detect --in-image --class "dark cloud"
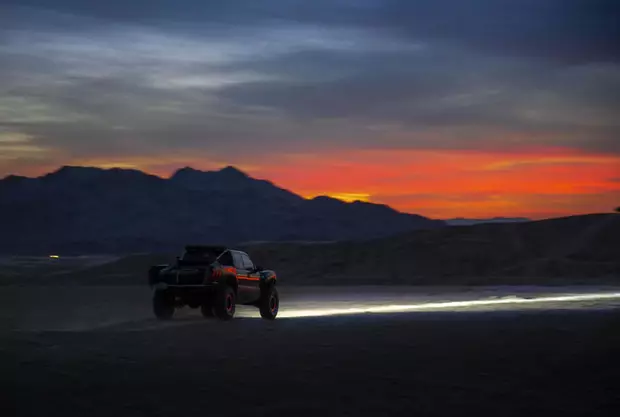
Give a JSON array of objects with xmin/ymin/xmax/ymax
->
[
  {"xmin": 366, "ymin": 0, "xmax": 620, "ymax": 65},
  {"xmin": 0, "ymin": 0, "xmax": 619, "ymax": 170},
  {"xmin": 6, "ymin": 0, "xmax": 619, "ymax": 63},
  {"xmin": 213, "ymin": 47, "xmax": 620, "ymax": 151}
]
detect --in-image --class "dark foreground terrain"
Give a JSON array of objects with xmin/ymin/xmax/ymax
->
[{"xmin": 4, "ymin": 287, "xmax": 620, "ymax": 417}]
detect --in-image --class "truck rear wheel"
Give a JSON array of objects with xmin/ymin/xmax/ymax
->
[
  {"xmin": 259, "ymin": 286, "xmax": 279, "ymax": 320},
  {"xmin": 213, "ymin": 286, "xmax": 236, "ymax": 320},
  {"xmin": 153, "ymin": 290, "xmax": 174, "ymax": 320}
]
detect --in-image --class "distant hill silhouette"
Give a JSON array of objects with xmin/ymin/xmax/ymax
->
[
  {"xmin": 3, "ymin": 213, "xmax": 616, "ymax": 286},
  {"xmin": 445, "ymin": 217, "xmax": 530, "ymax": 226},
  {"xmin": 0, "ymin": 165, "xmax": 444, "ymax": 254},
  {"xmin": 245, "ymin": 213, "xmax": 619, "ymax": 284}
]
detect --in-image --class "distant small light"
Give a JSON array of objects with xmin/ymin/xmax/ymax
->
[{"xmin": 49, "ymin": 255, "xmax": 60, "ymax": 259}]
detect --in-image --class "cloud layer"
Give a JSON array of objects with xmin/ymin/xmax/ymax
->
[{"xmin": 1, "ymin": 0, "xmax": 619, "ymax": 217}]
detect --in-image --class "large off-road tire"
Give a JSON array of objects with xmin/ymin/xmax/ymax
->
[
  {"xmin": 153, "ymin": 290, "xmax": 175, "ymax": 320},
  {"xmin": 213, "ymin": 285, "xmax": 236, "ymax": 320},
  {"xmin": 201, "ymin": 296, "xmax": 215, "ymax": 318},
  {"xmin": 259, "ymin": 285, "xmax": 279, "ymax": 320}
]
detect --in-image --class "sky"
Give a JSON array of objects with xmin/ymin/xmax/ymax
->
[{"xmin": 1, "ymin": 0, "xmax": 619, "ymax": 219}]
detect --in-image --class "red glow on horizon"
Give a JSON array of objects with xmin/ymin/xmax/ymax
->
[
  {"xmin": 5, "ymin": 147, "xmax": 619, "ymax": 219},
  {"xmin": 253, "ymin": 148, "xmax": 620, "ymax": 219}
]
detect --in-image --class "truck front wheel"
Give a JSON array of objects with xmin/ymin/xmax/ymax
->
[
  {"xmin": 259, "ymin": 286, "xmax": 279, "ymax": 320},
  {"xmin": 213, "ymin": 286, "xmax": 236, "ymax": 320},
  {"xmin": 153, "ymin": 290, "xmax": 175, "ymax": 320}
]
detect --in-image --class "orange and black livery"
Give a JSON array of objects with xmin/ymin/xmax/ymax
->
[{"xmin": 148, "ymin": 245, "xmax": 278, "ymax": 321}]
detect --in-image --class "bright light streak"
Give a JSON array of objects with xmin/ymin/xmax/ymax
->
[
  {"xmin": 49, "ymin": 255, "xmax": 60, "ymax": 259},
  {"xmin": 277, "ymin": 292, "xmax": 620, "ymax": 318}
]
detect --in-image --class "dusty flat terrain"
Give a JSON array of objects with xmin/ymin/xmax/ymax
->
[
  {"xmin": 4, "ymin": 286, "xmax": 620, "ymax": 416},
  {"xmin": 3, "ymin": 285, "xmax": 620, "ymax": 331}
]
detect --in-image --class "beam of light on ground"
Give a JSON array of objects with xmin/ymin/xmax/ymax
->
[{"xmin": 276, "ymin": 292, "xmax": 620, "ymax": 318}]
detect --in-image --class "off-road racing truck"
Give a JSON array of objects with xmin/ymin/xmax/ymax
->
[{"xmin": 148, "ymin": 246, "xmax": 278, "ymax": 321}]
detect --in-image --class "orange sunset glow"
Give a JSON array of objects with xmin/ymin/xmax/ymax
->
[
  {"xmin": 253, "ymin": 148, "xmax": 620, "ymax": 219},
  {"xmin": 9, "ymin": 146, "xmax": 617, "ymax": 220}
]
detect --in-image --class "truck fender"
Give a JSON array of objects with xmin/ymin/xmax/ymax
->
[{"xmin": 218, "ymin": 271, "xmax": 239, "ymax": 294}]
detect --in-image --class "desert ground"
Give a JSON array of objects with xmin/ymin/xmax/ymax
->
[
  {"xmin": 4, "ymin": 285, "xmax": 620, "ymax": 416},
  {"xmin": 2, "ymin": 214, "xmax": 619, "ymax": 286}
]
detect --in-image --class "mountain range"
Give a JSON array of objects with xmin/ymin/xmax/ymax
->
[{"xmin": 0, "ymin": 166, "xmax": 444, "ymax": 254}]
